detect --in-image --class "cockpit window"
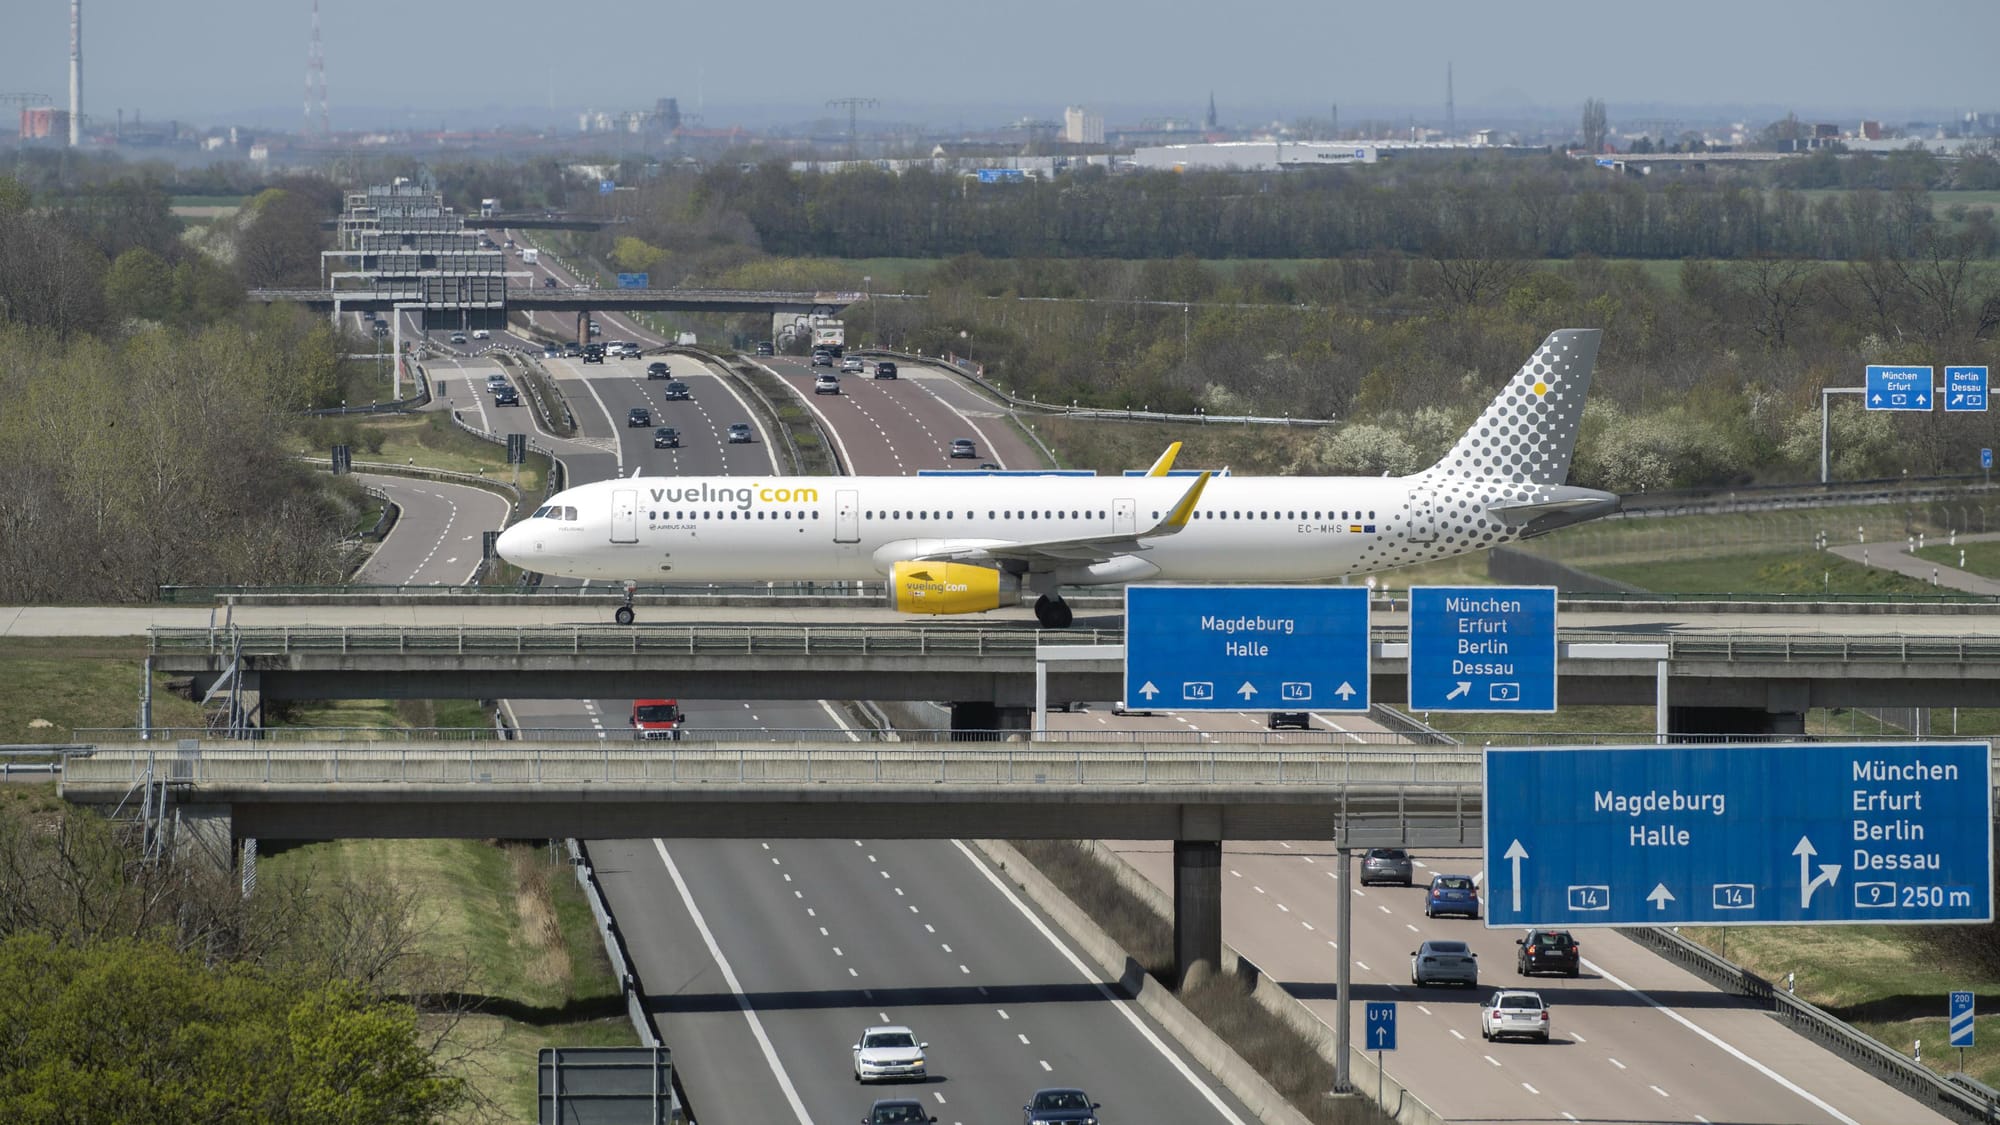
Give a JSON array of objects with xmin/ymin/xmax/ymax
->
[
  {"xmin": 564, "ymin": 506, "xmax": 578, "ymax": 520},
  {"xmin": 531, "ymin": 506, "xmax": 550, "ymax": 518}
]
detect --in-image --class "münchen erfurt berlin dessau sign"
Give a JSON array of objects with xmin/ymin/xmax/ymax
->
[{"xmin": 1483, "ymin": 742, "xmax": 1992, "ymax": 927}]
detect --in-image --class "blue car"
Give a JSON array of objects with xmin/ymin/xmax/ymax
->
[{"xmin": 1425, "ymin": 873, "xmax": 1481, "ymax": 919}]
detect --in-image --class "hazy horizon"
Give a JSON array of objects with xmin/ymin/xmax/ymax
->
[{"xmin": 6, "ymin": 0, "xmax": 1996, "ymax": 135}]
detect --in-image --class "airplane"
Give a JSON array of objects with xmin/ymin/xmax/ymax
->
[{"xmin": 495, "ymin": 328, "xmax": 1618, "ymax": 628}]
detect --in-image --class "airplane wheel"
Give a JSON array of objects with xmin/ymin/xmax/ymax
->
[
  {"xmin": 1034, "ymin": 596, "xmax": 1074, "ymax": 629},
  {"xmin": 615, "ymin": 606, "xmax": 635, "ymax": 626}
]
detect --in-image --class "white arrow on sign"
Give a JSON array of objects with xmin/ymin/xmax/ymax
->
[
  {"xmin": 1794, "ymin": 836, "xmax": 1841, "ymax": 908},
  {"xmin": 1237, "ymin": 682, "xmax": 1258, "ymax": 700},
  {"xmin": 1138, "ymin": 681, "xmax": 1159, "ymax": 700},
  {"xmin": 1334, "ymin": 682, "xmax": 1357, "ymax": 701},
  {"xmin": 1445, "ymin": 682, "xmax": 1471, "ymax": 701},
  {"xmin": 1647, "ymin": 883, "xmax": 1675, "ymax": 910},
  {"xmin": 1373, "ymin": 1025, "xmax": 1391, "ymax": 1046},
  {"xmin": 1504, "ymin": 839, "xmax": 1528, "ymax": 913}
]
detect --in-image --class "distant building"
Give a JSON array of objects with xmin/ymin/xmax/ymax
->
[
  {"xmin": 19, "ymin": 107, "xmax": 68, "ymax": 139},
  {"xmin": 1859, "ymin": 120, "xmax": 1883, "ymax": 140},
  {"xmin": 1063, "ymin": 106, "xmax": 1103, "ymax": 145}
]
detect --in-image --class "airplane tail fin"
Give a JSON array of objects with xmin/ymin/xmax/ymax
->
[{"xmin": 1428, "ymin": 329, "xmax": 1601, "ymax": 485}]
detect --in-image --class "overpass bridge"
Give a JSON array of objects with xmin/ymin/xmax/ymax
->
[
  {"xmin": 149, "ymin": 621, "xmax": 2000, "ymax": 734},
  {"xmin": 248, "ymin": 287, "xmax": 860, "ymax": 339}
]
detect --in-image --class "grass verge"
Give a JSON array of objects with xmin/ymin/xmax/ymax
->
[
  {"xmin": 292, "ymin": 411, "xmax": 546, "ymax": 499},
  {"xmin": 1590, "ymin": 548, "xmax": 1939, "ymax": 596},
  {"xmin": 0, "ymin": 637, "xmax": 206, "ymax": 743},
  {"xmin": 1011, "ymin": 839, "xmax": 1389, "ymax": 1125},
  {"xmin": 1915, "ymin": 539, "xmax": 2000, "ymax": 580}
]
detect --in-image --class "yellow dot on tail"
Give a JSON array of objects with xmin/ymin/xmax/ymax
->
[{"xmin": 1532, "ymin": 381, "xmax": 1548, "ymax": 395}]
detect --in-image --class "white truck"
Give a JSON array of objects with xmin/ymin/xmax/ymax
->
[{"xmin": 520, "ymin": 248, "xmax": 539, "ymax": 265}]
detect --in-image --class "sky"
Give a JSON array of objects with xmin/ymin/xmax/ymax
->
[{"xmin": 5, "ymin": 0, "xmax": 1997, "ymax": 132}]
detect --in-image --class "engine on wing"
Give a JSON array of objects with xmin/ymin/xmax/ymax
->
[{"xmin": 888, "ymin": 560, "xmax": 1019, "ymax": 615}]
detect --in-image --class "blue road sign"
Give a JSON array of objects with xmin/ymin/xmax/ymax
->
[
  {"xmin": 1952, "ymin": 991, "xmax": 1976, "ymax": 1047},
  {"xmin": 599, "ymin": 180, "xmax": 615, "ymax": 194},
  {"xmin": 1365, "ymin": 1002, "xmax": 1397, "ymax": 1051},
  {"xmin": 1483, "ymin": 742, "xmax": 1993, "ymax": 927},
  {"xmin": 1984, "ymin": 448, "xmax": 1994, "ymax": 471},
  {"xmin": 1408, "ymin": 586, "xmax": 1556, "ymax": 712},
  {"xmin": 1124, "ymin": 586, "xmax": 1369, "ymax": 712},
  {"xmin": 1865, "ymin": 365, "xmax": 1934, "ymax": 411},
  {"xmin": 616, "ymin": 273, "xmax": 649, "ymax": 289},
  {"xmin": 1946, "ymin": 366, "xmax": 1989, "ymax": 412}
]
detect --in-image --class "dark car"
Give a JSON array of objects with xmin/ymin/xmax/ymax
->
[
  {"xmin": 812, "ymin": 352, "xmax": 834, "ymax": 367},
  {"xmin": 543, "ymin": 276, "xmax": 557, "ymax": 288},
  {"xmin": 662, "ymin": 381, "xmax": 692, "ymax": 400},
  {"xmin": 874, "ymin": 360, "xmax": 898, "ymax": 379},
  {"xmin": 755, "ymin": 341, "xmax": 774, "ymax": 355},
  {"xmin": 562, "ymin": 342, "xmax": 582, "ymax": 357},
  {"xmin": 1267, "ymin": 711, "xmax": 1310, "ymax": 730},
  {"xmin": 627, "ymin": 407, "xmax": 651, "ymax": 427},
  {"xmin": 493, "ymin": 387, "xmax": 520, "ymax": 406},
  {"xmin": 1360, "ymin": 847, "xmax": 1414, "ymax": 886},
  {"xmin": 1425, "ymin": 873, "xmax": 1481, "ymax": 919},
  {"xmin": 581, "ymin": 343, "xmax": 606, "ymax": 364},
  {"xmin": 864, "ymin": 1100, "xmax": 935, "ymax": 1125},
  {"xmin": 1022, "ymin": 1088, "xmax": 1099, "ymax": 1125},
  {"xmin": 978, "ymin": 462, "xmax": 1001, "ymax": 470},
  {"xmin": 948, "ymin": 438, "xmax": 976, "ymax": 459},
  {"xmin": 646, "ymin": 361, "xmax": 671, "ymax": 379},
  {"xmin": 728, "ymin": 423, "xmax": 754, "ymax": 443},
  {"xmin": 1516, "ymin": 929, "xmax": 1580, "ymax": 977},
  {"xmin": 1410, "ymin": 939, "xmax": 1479, "ymax": 987},
  {"xmin": 653, "ymin": 427, "xmax": 679, "ymax": 449}
]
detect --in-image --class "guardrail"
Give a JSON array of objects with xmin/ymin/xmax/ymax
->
[
  {"xmin": 1623, "ymin": 925, "xmax": 1999, "ymax": 1124},
  {"xmin": 140, "ymin": 623, "xmax": 2000, "ymax": 665},
  {"xmin": 567, "ymin": 839, "xmax": 661, "ymax": 1052},
  {"xmin": 59, "ymin": 745, "xmax": 1491, "ymax": 788},
  {"xmin": 72, "ymin": 725, "xmax": 1487, "ymax": 750},
  {"xmin": 156, "ymin": 581, "xmax": 888, "ymax": 602}
]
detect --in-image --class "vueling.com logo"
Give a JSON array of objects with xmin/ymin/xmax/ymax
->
[{"xmin": 647, "ymin": 483, "xmax": 819, "ymax": 511}]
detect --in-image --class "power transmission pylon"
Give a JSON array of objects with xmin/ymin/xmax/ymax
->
[
  {"xmin": 826, "ymin": 97, "xmax": 878, "ymax": 159},
  {"xmin": 305, "ymin": 0, "xmax": 328, "ymax": 135}
]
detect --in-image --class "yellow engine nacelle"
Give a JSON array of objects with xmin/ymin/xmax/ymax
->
[{"xmin": 888, "ymin": 560, "xmax": 1020, "ymax": 615}]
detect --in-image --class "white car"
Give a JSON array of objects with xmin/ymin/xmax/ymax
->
[
  {"xmin": 815, "ymin": 373, "xmax": 841, "ymax": 395},
  {"xmin": 1479, "ymin": 989, "xmax": 1550, "ymax": 1042},
  {"xmin": 852, "ymin": 1025, "xmax": 927, "ymax": 1082},
  {"xmin": 841, "ymin": 356, "xmax": 865, "ymax": 373},
  {"xmin": 471, "ymin": 329, "xmax": 491, "ymax": 340}
]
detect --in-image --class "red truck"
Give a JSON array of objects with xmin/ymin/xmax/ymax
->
[{"xmin": 630, "ymin": 699, "xmax": 684, "ymax": 740}]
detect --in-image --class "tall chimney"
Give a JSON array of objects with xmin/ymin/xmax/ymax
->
[{"xmin": 68, "ymin": 0, "xmax": 81, "ymax": 147}]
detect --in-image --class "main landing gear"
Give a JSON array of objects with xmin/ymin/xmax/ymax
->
[
  {"xmin": 615, "ymin": 581, "xmax": 637, "ymax": 626},
  {"xmin": 1034, "ymin": 595, "xmax": 1073, "ymax": 629}
]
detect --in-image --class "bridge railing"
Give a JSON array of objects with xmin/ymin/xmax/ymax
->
[{"xmin": 60, "ymin": 744, "xmax": 1488, "ymax": 787}]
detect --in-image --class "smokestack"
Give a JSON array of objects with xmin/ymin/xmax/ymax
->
[{"xmin": 68, "ymin": 0, "xmax": 80, "ymax": 147}]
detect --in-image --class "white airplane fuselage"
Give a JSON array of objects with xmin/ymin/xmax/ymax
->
[{"xmin": 502, "ymin": 473, "xmax": 1452, "ymax": 585}]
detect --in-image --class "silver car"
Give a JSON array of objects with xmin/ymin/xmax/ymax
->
[
  {"xmin": 1480, "ymin": 989, "xmax": 1551, "ymax": 1042},
  {"xmin": 1410, "ymin": 939, "xmax": 1478, "ymax": 987},
  {"xmin": 1360, "ymin": 847, "xmax": 1414, "ymax": 886}
]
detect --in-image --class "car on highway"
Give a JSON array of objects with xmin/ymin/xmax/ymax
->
[
  {"xmin": 663, "ymin": 381, "xmax": 692, "ymax": 400},
  {"xmin": 1360, "ymin": 847, "xmax": 1414, "ymax": 886},
  {"xmin": 842, "ymin": 356, "xmax": 866, "ymax": 373},
  {"xmin": 1425, "ymin": 873, "xmax": 1481, "ymax": 919},
  {"xmin": 1266, "ymin": 711, "xmax": 1310, "ymax": 730},
  {"xmin": 472, "ymin": 328, "xmax": 490, "ymax": 340},
  {"xmin": 608, "ymin": 341, "xmax": 640, "ymax": 358},
  {"xmin": 812, "ymin": 352, "xmax": 834, "ymax": 367},
  {"xmin": 977, "ymin": 462, "xmax": 1001, "ymax": 470},
  {"xmin": 815, "ymin": 373, "xmax": 841, "ymax": 395},
  {"xmin": 728, "ymin": 423, "xmax": 754, "ymax": 443},
  {"xmin": 487, "ymin": 374, "xmax": 509, "ymax": 389},
  {"xmin": 627, "ymin": 407, "xmax": 652, "ymax": 427},
  {"xmin": 851, "ymin": 1025, "xmax": 928, "ymax": 1083},
  {"xmin": 755, "ymin": 341, "xmax": 774, "ymax": 355},
  {"xmin": 1516, "ymin": 929, "xmax": 1581, "ymax": 977},
  {"xmin": 587, "ymin": 320, "xmax": 602, "ymax": 337},
  {"xmin": 949, "ymin": 438, "xmax": 977, "ymax": 459},
  {"xmin": 1410, "ymin": 939, "xmax": 1478, "ymax": 987},
  {"xmin": 1022, "ymin": 1088, "xmax": 1100, "ymax": 1125},
  {"xmin": 493, "ymin": 387, "xmax": 520, "ymax": 406},
  {"xmin": 630, "ymin": 698, "xmax": 682, "ymax": 740},
  {"xmin": 449, "ymin": 332, "xmax": 467, "ymax": 344},
  {"xmin": 543, "ymin": 276, "xmax": 558, "ymax": 288},
  {"xmin": 561, "ymin": 342, "xmax": 582, "ymax": 357},
  {"xmin": 1480, "ymin": 989, "xmax": 1551, "ymax": 1042},
  {"xmin": 646, "ymin": 361, "xmax": 672, "ymax": 379},
  {"xmin": 653, "ymin": 427, "xmax": 679, "ymax": 449},
  {"xmin": 582, "ymin": 343, "xmax": 606, "ymax": 364},
  {"xmin": 1110, "ymin": 700, "xmax": 1151, "ymax": 716},
  {"xmin": 863, "ymin": 1099, "xmax": 935, "ymax": 1125},
  {"xmin": 874, "ymin": 361, "xmax": 898, "ymax": 379}
]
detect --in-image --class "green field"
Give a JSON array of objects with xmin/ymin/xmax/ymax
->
[
  {"xmin": 1914, "ymin": 539, "xmax": 2000, "ymax": 579},
  {"xmin": 0, "ymin": 637, "xmax": 203, "ymax": 743},
  {"xmin": 1590, "ymin": 549, "xmax": 1938, "ymax": 596}
]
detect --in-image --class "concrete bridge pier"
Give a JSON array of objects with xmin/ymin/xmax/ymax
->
[
  {"xmin": 575, "ymin": 310, "xmax": 591, "ymax": 346},
  {"xmin": 1173, "ymin": 838, "xmax": 1223, "ymax": 988}
]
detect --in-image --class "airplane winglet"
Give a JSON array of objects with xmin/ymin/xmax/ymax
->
[
  {"xmin": 1154, "ymin": 471, "xmax": 1211, "ymax": 533},
  {"xmin": 1145, "ymin": 442, "xmax": 1184, "ymax": 477}
]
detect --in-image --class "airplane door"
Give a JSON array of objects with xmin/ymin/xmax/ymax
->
[
  {"xmin": 834, "ymin": 489, "xmax": 860, "ymax": 543},
  {"xmin": 1114, "ymin": 498, "xmax": 1136, "ymax": 536},
  {"xmin": 1407, "ymin": 488, "xmax": 1437, "ymax": 543},
  {"xmin": 611, "ymin": 489, "xmax": 639, "ymax": 544}
]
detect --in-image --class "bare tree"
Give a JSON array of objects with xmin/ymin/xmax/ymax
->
[
  {"xmin": 1737, "ymin": 257, "xmax": 1821, "ymax": 349},
  {"xmin": 1581, "ymin": 98, "xmax": 1608, "ymax": 155}
]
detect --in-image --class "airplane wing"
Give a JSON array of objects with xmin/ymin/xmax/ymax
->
[{"xmin": 907, "ymin": 472, "xmax": 1210, "ymax": 569}]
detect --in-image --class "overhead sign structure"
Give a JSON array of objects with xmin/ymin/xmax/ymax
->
[
  {"xmin": 1952, "ymin": 991, "xmax": 1976, "ymax": 1048},
  {"xmin": 1365, "ymin": 1002, "xmax": 1397, "ymax": 1051},
  {"xmin": 1865, "ymin": 365, "xmax": 1934, "ymax": 411},
  {"xmin": 1408, "ymin": 586, "xmax": 1556, "ymax": 712},
  {"xmin": 1124, "ymin": 585, "xmax": 1369, "ymax": 712},
  {"xmin": 1946, "ymin": 366, "xmax": 1989, "ymax": 412},
  {"xmin": 1484, "ymin": 742, "xmax": 1993, "ymax": 928}
]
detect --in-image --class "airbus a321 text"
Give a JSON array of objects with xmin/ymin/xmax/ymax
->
[{"xmin": 495, "ymin": 329, "xmax": 1616, "ymax": 627}]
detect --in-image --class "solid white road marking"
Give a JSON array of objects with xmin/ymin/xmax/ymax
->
[
  {"xmin": 1583, "ymin": 956, "xmax": 1860, "ymax": 1125},
  {"xmin": 953, "ymin": 840, "xmax": 1249, "ymax": 1124},
  {"xmin": 1356, "ymin": 962, "xmax": 1371, "ymax": 971},
  {"xmin": 651, "ymin": 840, "xmax": 812, "ymax": 1125}
]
